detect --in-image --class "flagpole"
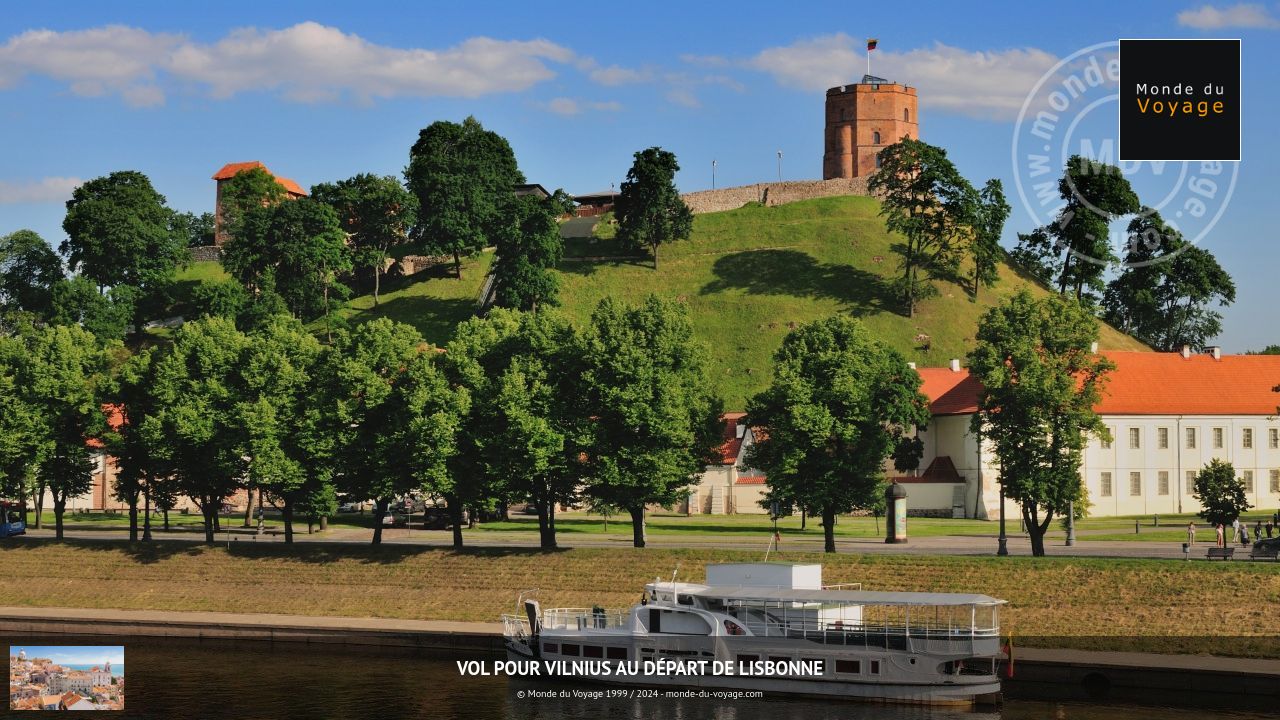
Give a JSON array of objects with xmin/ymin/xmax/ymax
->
[{"xmin": 867, "ymin": 47, "xmax": 871, "ymax": 78}]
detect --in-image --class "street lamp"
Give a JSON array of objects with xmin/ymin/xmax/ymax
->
[
  {"xmin": 997, "ymin": 479, "xmax": 1008, "ymax": 556},
  {"xmin": 712, "ymin": 159, "xmax": 717, "ymax": 189},
  {"xmin": 1066, "ymin": 500, "xmax": 1076, "ymax": 546},
  {"xmin": 776, "ymin": 150, "xmax": 783, "ymax": 181}
]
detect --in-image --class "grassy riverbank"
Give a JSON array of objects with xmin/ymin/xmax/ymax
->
[{"xmin": 2, "ymin": 540, "xmax": 1277, "ymax": 657}]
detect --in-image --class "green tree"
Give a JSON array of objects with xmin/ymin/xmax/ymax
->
[
  {"xmin": 968, "ymin": 290, "xmax": 1113, "ymax": 556},
  {"xmin": 0, "ymin": 230, "xmax": 64, "ymax": 319},
  {"xmin": 445, "ymin": 309, "xmax": 585, "ymax": 549},
  {"xmin": 491, "ymin": 194, "xmax": 564, "ymax": 310},
  {"xmin": 297, "ymin": 479, "xmax": 338, "ymax": 534},
  {"xmin": 105, "ymin": 348, "xmax": 170, "ymax": 542},
  {"xmin": 1193, "ymin": 459, "xmax": 1250, "ymax": 528},
  {"xmin": 1248, "ymin": 345, "xmax": 1280, "ymax": 355},
  {"xmin": 1102, "ymin": 211, "xmax": 1235, "ymax": 351},
  {"xmin": 0, "ymin": 333, "xmax": 46, "ymax": 526},
  {"xmin": 188, "ymin": 279, "xmax": 250, "ymax": 323},
  {"xmin": 217, "ymin": 167, "xmax": 288, "ymax": 245},
  {"xmin": 147, "ymin": 317, "xmax": 251, "ymax": 543},
  {"xmin": 223, "ymin": 198, "xmax": 352, "ymax": 330},
  {"xmin": 745, "ymin": 316, "xmax": 930, "ymax": 553},
  {"xmin": 60, "ymin": 171, "xmax": 188, "ymax": 335},
  {"xmin": 16, "ymin": 325, "xmax": 112, "ymax": 539},
  {"xmin": 49, "ymin": 277, "xmax": 136, "ymax": 342},
  {"xmin": 868, "ymin": 139, "xmax": 976, "ymax": 317},
  {"xmin": 171, "ymin": 211, "xmax": 216, "ymax": 248},
  {"xmin": 236, "ymin": 315, "xmax": 328, "ymax": 543},
  {"xmin": 581, "ymin": 296, "xmax": 722, "ymax": 547},
  {"xmin": 311, "ymin": 173, "xmax": 418, "ymax": 307},
  {"xmin": 406, "ymin": 116, "xmax": 524, "ymax": 279},
  {"xmin": 321, "ymin": 318, "xmax": 430, "ymax": 544},
  {"xmin": 971, "ymin": 179, "xmax": 1011, "ymax": 300},
  {"xmin": 614, "ymin": 147, "xmax": 693, "ymax": 270}
]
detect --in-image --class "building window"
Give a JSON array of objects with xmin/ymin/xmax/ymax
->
[
  {"xmin": 1243, "ymin": 428, "xmax": 1254, "ymax": 449},
  {"xmin": 1158, "ymin": 471, "xmax": 1169, "ymax": 495},
  {"xmin": 1213, "ymin": 427, "xmax": 1224, "ymax": 449},
  {"xmin": 1271, "ymin": 428, "xmax": 1279, "ymax": 449},
  {"xmin": 1243, "ymin": 470, "xmax": 1254, "ymax": 493},
  {"xmin": 1157, "ymin": 427, "xmax": 1169, "ymax": 449},
  {"xmin": 1129, "ymin": 471, "xmax": 1142, "ymax": 496},
  {"xmin": 1100, "ymin": 472, "xmax": 1112, "ymax": 497},
  {"xmin": 1271, "ymin": 469, "xmax": 1280, "ymax": 494},
  {"xmin": 873, "ymin": 130, "xmax": 881, "ymax": 144},
  {"xmin": 1102, "ymin": 429, "xmax": 1112, "ymax": 450},
  {"xmin": 904, "ymin": 108, "xmax": 910, "ymax": 122},
  {"xmin": 1186, "ymin": 427, "xmax": 1197, "ymax": 449},
  {"xmin": 1129, "ymin": 428, "xmax": 1141, "ymax": 449},
  {"xmin": 1187, "ymin": 470, "xmax": 1197, "ymax": 491}
]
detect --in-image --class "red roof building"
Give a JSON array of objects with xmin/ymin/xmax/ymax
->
[{"xmin": 211, "ymin": 161, "xmax": 307, "ymax": 246}]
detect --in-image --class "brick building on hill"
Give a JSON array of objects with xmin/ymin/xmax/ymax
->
[
  {"xmin": 211, "ymin": 161, "xmax": 307, "ymax": 245},
  {"xmin": 823, "ymin": 75, "xmax": 919, "ymax": 179}
]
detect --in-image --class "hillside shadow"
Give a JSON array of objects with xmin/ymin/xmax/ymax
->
[
  {"xmin": 558, "ymin": 255, "xmax": 652, "ymax": 278},
  {"xmin": 346, "ymin": 297, "xmax": 475, "ymax": 346},
  {"xmin": 699, "ymin": 249, "xmax": 893, "ymax": 316}
]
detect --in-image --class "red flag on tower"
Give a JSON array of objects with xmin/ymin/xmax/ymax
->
[{"xmin": 866, "ymin": 38, "xmax": 878, "ymax": 52}]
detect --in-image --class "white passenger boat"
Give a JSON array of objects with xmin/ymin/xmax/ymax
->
[{"xmin": 501, "ymin": 562, "xmax": 1006, "ymax": 706}]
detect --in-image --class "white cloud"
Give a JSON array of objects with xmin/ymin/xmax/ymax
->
[
  {"xmin": 679, "ymin": 53, "xmax": 731, "ymax": 68},
  {"xmin": 747, "ymin": 34, "xmax": 1059, "ymax": 121},
  {"xmin": 537, "ymin": 97, "xmax": 622, "ymax": 116},
  {"xmin": 665, "ymin": 87, "xmax": 700, "ymax": 108},
  {"xmin": 0, "ymin": 22, "xmax": 578, "ymax": 105},
  {"xmin": 1177, "ymin": 3, "xmax": 1280, "ymax": 28},
  {"xmin": 588, "ymin": 64, "xmax": 652, "ymax": 86},
  {"xmin": 0, "ymin": 176, "xmax": 83, "ymax": 204},
  {"xmin": 0, "ymin": 25, "xmax": 181, "ymax": 106}
]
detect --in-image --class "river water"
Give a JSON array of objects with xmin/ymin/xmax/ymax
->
[{"xmin": 9, "ymin": 639, "xmax": 1272, "ymax": 719}]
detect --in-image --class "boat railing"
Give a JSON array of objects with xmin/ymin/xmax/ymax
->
[
  {"xmin": 739, "ymin": 617, "xmax": 999, "ymax": 647},
  {"xmin": 502, "ymin": 614, "xmax": 532, "ymax": 643},
  {"xmin": 541, "ymin": 607, "xmax": 630, "ymax": 631}
]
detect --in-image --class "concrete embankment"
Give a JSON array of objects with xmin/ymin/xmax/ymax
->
[{"xmin": 4, "ymin": 607, "xmax": 1278, "ymax": 708}]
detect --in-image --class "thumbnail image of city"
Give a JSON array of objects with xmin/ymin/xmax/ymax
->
[{"xmin": 9, "ymin": 646, "xmax": 124, "ymax": 711}]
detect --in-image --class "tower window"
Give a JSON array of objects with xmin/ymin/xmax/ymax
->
[
  {"xmin": 873, "ymin": 131, "xmax": 881, "ymax": 145},
  {"xmin": 904, "ymin": 108, "xmax": 909, "ymax": 121}
]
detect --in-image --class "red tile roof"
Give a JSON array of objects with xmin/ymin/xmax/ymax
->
[
  {"xmin": 86, "ymin": 404, "xmax": 125, "ymax": 450},
  {"xmin": 717, "ymin": 412, "xmax": 747, "ymax": 464},
  {"xmin": 915, "ymin": 351, "xmax": 1280, "ymax": 417},
  {"xmin": 735, "ymin": 475, "xmax": 766, "ymax": 485},
  {"xmin": 212, "ymin": 161, "xmax": 307, "ymax": 197}
]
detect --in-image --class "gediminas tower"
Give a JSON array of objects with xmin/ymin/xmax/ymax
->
[{"xmin": 822, "ymin": 74, "xmax": 919, "ymax": 179}]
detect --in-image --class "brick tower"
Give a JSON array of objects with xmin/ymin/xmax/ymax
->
[{"xmin": 823, "ymin": 75, "xmax": 919, "ymax": 179}]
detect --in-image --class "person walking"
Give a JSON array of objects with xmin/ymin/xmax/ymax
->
[
  {"xmin": 1240, "ymin": 523, "xmax": 1250, "ymax": 546},
  {"xmin": 1216, "ymin": 523, "xmax": 1225, "ymax": 548},
  {"xmin": 1255, "ymin": 520, "xmax": 1264, "ymax": 543},
  {"xmin": 1187, "ymin": 522, "xmax": 1196, "ymax": 546},
  {"xmin": 1231, "ymin": 517, "xmax": 1241, "ymax": 544}
]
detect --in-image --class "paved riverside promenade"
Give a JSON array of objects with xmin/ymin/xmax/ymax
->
[{"xmin": 16, "ymin": 525, "xmax": 1230, "ymax": 559}]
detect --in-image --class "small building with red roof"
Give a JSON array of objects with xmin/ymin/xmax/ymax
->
[
  {"xmin": 211, "ymin": 161, "xmax": 307, "ymax": 246},
  {"xmin": 687, "ymin": 412, "xmax": 771, "ymax": 514}
]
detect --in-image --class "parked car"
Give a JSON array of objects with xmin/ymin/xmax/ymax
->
[{"xmin": 1250, "ymin": 536, "xmax": 1280, "ymax": 560}]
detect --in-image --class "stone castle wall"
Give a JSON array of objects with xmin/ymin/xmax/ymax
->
[{"xmin": 681, "ymin": 177, "xmax": 872, "ymax": 215}]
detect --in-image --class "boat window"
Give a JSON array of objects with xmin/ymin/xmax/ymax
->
[
  {"xmin": 835, "ymin": 660, "xmax": 861, "ymax": 674},
  {"xmin": 677, "ymin": 595, "xmax": 695, "ymax": 606},
  {"xmin": 561, "ymin": 643, "xmax": 581, "ymax": 656},
  {"xmin": 542, "ymin": 642, "xmax": 558, "ymax": 654},
  {"xmin": 583, "ymin": 645, "xmax": 604, "ymax": 658},
  {"xmin": 870, "ymin": 660, "xmax": 881, "ymax": 675},
  {"xmin": 606, "ymin": 647, "xmax": 627, "ymax": 660},
  {"xmin": 723, "ymin": 619, "xmax": 745, "ymax": 635}
]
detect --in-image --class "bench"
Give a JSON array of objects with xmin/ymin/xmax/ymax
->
[{"xmin": 1206, "ymin": 547, "xmax": 1235, "ymax": 560}]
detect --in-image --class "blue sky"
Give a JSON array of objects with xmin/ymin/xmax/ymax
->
[
  {"xmin": 1, "ymin": 1, "xmax": 1276, "ymax": 350},
  {"xmin": 11, "ymin": 646, "xmax": 124, "ymax": 667}
]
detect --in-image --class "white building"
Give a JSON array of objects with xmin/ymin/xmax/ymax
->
[
  {"xmin": 694, "ymin": 350, "xmax": 1280, "ymax": 519},
  {"xmin": 687, "ymin": 413, "xmax": 770, "ymax": 514}
]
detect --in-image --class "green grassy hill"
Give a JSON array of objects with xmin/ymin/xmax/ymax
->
[{"xmin": 176, "ymin": 196, "xmax": 1146, "ymax": 408}]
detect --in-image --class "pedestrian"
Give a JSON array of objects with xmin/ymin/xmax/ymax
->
[
  {"xmin": 1231, "ymin": 517, "xmax": 1241, "ymax": 544},
  {"xmin": 1240, "ymin": 523, "xmax": 1250, "ymax": 546},
  {"xmin": 1187, "ymin": 522, "xmax": 1196, "ymax": 546},
  {"xmin": 1255, "ymin": 520, "xmax": 1263, "ymax": 543},
  {"xmin": 1216, "ymin": 523, "xmax": 1225, "ymax": 548}
]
